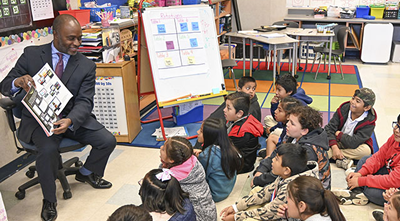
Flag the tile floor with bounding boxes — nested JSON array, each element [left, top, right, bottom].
[[0, 59, 399, 221]]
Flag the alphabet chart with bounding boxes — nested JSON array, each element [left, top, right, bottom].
[[30, 0, 54, 21]]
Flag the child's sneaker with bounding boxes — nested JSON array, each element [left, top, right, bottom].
[[336, 158, 354, 170], [372, 209, 384, 221], [345, 167, 356, 177], [332, 189, 369, 205]]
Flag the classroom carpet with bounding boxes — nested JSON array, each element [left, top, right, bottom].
[[123, 61, 378, 151]]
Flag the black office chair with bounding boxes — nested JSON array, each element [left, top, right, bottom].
[[311, 26, 348, 80], [0, 92, 85, 200]]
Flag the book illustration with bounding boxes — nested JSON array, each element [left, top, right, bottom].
[[21, 63, 72, 137]]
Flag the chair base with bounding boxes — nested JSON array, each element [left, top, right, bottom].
[[15, 156, 82, 200]]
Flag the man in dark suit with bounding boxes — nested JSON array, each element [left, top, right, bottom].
[[0, 14, 116, 221]]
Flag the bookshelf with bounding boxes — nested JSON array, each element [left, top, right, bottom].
[[211, 0, 232, 37]]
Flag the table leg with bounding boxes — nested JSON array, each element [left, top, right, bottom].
[[249, 39, 253, 76], [293, 42, 297, 78], [305, 41, 309, 70], [228, 36, 232, 60], [243, 38, 246, 76], [327, 36, 332, 80]]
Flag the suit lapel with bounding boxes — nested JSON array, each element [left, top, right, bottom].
[[41, 44, 53, 68], [62, 54, 79, 84]]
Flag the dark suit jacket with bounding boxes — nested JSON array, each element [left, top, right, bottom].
[[0, 43, 103, 143]]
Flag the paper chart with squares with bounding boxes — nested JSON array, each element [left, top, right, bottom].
[[93, 77, 128, 136], [0, 0, 31, 30], [149, 10, 208, 79], [30, 0, 53, 21]]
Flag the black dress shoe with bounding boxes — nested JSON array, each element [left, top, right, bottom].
[[75, 171, 112, 189], [41, 199, 57, 221]]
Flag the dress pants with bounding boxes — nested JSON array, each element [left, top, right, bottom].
[[31, 125, 116, 203]]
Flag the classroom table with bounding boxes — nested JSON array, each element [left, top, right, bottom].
[[225, 31, 299, 87], [285, 28, 335, 79]]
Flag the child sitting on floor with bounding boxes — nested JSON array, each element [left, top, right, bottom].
[[220, 143, 319, 221], [224, 92, 264, 173], [264, 74, 312, 137], [277, 176, 345, 221], [252, 97, 301, 187], [210, 76, 261, 122], [139, 168, 196, 221], [194, 118, 243, 202], [160, 136, 216, 221], [324, 88, 377, 170], [253, 106, 331, 189]]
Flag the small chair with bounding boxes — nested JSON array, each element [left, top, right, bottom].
[[222, 59, 238, 90], [311, 26, 348, 80], [0, 92, 85, 200]]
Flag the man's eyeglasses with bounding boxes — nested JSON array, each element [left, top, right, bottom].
[[392, 122, 400, 130]]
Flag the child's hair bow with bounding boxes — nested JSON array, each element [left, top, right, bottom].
[[156, 168, 174, 182]]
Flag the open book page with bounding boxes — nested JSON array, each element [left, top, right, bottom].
[[21, 63, 73, 136]]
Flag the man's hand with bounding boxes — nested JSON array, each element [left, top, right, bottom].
[[331, 145, 344, 160], [14, 75, 35, 92], [52, 118, 72, 134]]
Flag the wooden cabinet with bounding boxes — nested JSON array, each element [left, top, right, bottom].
[[95, 60, 141, 143], [211, 0, 232, 37]]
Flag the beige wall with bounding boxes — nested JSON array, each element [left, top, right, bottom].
[[236, 0, 288, 30]]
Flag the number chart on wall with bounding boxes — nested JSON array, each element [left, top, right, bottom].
[[142, 5, 225, 105], [0, 0, 32, 31], [93, 77, 128, 136]]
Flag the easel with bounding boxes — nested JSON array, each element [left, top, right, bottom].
[[137, 1, 226, 141]]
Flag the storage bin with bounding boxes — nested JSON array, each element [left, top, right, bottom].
[[172, 105, 203, 126], [356, 5, 369, 18], [370, 5, 385, 19], [183, 0, 200, 4], [166, 0, 181, 6], [80, 5, 117, 22], [384, 9, 398, 19], [59, 9, 90, 26]]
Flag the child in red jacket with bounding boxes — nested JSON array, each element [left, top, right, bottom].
[[334, 113, 400, 206]]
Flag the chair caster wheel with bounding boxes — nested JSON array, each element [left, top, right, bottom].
[[327, 75, 331, 80], [63, 191, 72, 199], [26, 170, 35, 178], [15, 190, 25, 200], [294, 74, 299, 79], [298, 67, 303, 71], [75, 161, 83, 167]]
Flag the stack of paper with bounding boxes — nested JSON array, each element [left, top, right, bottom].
[[80, 29, 103, 62], [152, 126, 188, 141], [261, 33, 286, 38]]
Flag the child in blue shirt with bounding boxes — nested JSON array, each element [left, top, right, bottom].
[[194, 118, 243, 202]]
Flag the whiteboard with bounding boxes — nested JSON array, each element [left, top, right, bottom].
[[142, 5, 225, 104], [286, 0, 390, 7]]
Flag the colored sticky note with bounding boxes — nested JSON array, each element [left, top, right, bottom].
[[188, 56, 195, 64], [180, 23, 188, 32], [164, 57, 174, 66], [190, 38, 198, 48], [191, 22, 199, 31], [157, 24, 166, 34], [212, 88, 220, 94], [166, 41, 174, 50]]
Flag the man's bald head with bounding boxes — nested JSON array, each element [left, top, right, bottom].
[[53, 14, 80, 34]]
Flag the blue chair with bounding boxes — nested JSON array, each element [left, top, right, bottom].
[[0, 92, 85, 200]]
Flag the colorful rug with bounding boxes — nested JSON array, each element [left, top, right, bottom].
[[123, 61, 378, 152]]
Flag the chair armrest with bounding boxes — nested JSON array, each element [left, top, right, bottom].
[[0, 97, 16, 110]]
